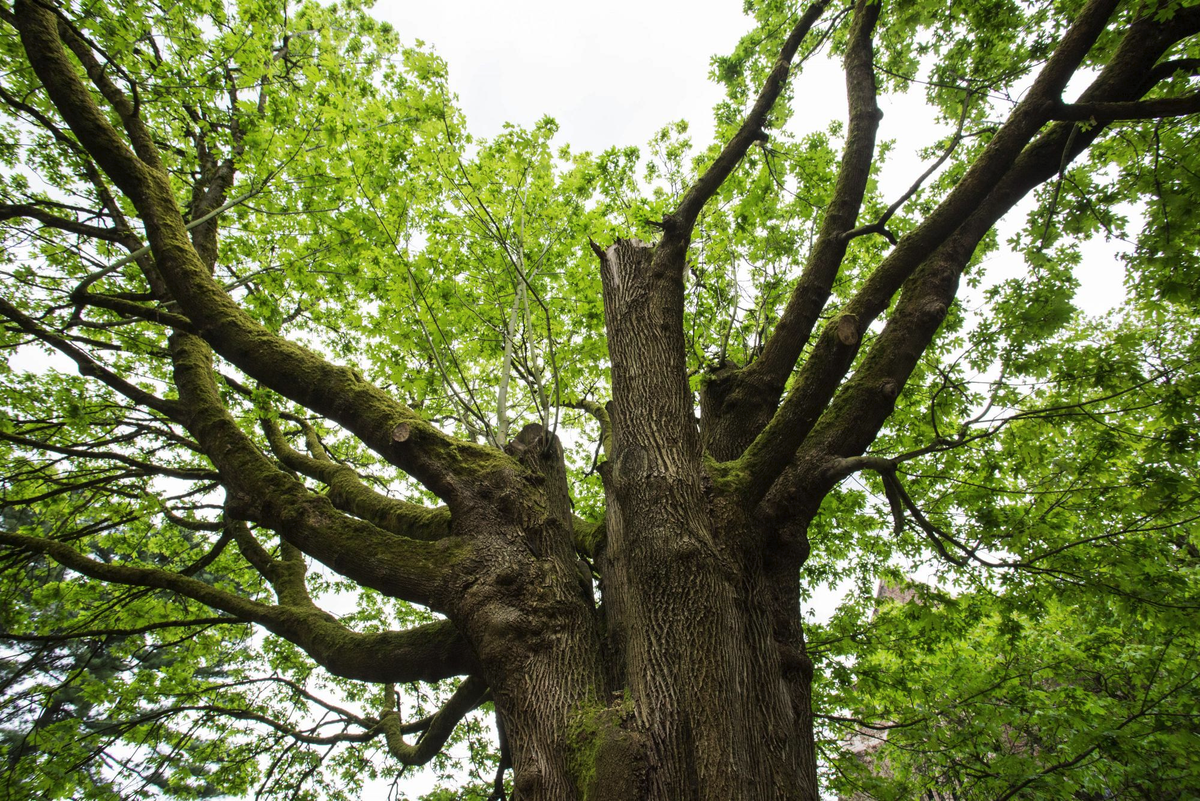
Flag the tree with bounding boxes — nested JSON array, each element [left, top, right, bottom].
[[0, 0, 1198, 797]]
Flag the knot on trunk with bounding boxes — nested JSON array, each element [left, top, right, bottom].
[[504, 422, 552, 464]]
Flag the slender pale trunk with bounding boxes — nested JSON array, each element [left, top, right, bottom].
[[495, 280, 525, 446]]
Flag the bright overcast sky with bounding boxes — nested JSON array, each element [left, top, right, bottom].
[[372, 0, 972, 197], [376, 0, 755, 154]]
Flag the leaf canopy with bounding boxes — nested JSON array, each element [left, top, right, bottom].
[[0, 0, 1197, 797]]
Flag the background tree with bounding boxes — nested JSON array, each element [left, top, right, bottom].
[[0, 0, 1197, 798]]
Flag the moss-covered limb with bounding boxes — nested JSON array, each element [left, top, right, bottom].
[[225, 517, 277, 578], [230, 519, 479, 680], [766, 11, 1200, 523], [169, 331, 468, 610], [0, 202, 126, 241], [0, 295, 183, 421], [260, 417, 451, 542], [0, 524, 478, 684], [49, 5, 163, 171], [226, 516, 322, 611], [572, 515, 606, 560], [361, 620, 481, 685], [701, 0, 883, 463], [733, 0, 1168, 510], [12, 1, 152, 207], [271, 609, 481, 685], [0, 524, 267, 636], [377, 675, 489, 766], [298, 418, 334, 461], [565, 400, 612, 458], [14, 0, 514, 505], [69, 289, 195, 331]]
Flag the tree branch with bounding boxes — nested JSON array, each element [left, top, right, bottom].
[[771, 6, 1200, 514], [168, 331, 465, 610], [563, 398, 612, 458], [68, 290, 195, 331], [0, 616, 240, 643], [377, 675, 489, 765], [13, 0, 508, 505], [731, 0, 882, 402], [0, 429, 217, 481], [260, 416, 452, 542], [0, 203, 126, 241], [1054, 92, 1200, 121], [668, 0, 831, 237], [0, 526, 477, 684], [728, 0, 1133, 505], [0, 295, 183, 420]]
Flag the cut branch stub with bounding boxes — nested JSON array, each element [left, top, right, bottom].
[[835, 314, 860, 346]]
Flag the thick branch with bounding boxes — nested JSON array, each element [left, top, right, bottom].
[[669, 0, 831, 236], [13, 0, 505, 505], [48, 1, 163, 170], [260, 417, 451, 541], [0, 203, 125, 241], [730, 0, 1126, 503], [377, 676, 489, 765], [774, 5, 1200, 504], [701, 0, 882, 460], [1054, 92, 1200, 121], [0, 527, 476, 683], [168, 331, 465, 610]]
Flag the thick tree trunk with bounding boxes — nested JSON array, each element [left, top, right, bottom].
[[486, 238, 818, 801], [455, 239, 822, 801]]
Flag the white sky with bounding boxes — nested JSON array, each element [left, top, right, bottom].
[[376, 0, 752, 154]]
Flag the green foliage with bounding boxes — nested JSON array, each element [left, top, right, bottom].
[[1, 0, 1199, 798], [820, 588, 1200, 799]]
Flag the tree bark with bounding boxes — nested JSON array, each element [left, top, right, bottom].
[[562, 238, 822, 800]]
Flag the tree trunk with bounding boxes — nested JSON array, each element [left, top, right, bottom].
[[447, 239, 821, 800], [445, 239, 819, 801]]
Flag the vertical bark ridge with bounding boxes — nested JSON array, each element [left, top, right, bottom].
[[597, 239, 731, 797], [596, 238, 816, 798]]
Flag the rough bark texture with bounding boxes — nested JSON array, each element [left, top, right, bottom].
[[589, 239, 820, 800]]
